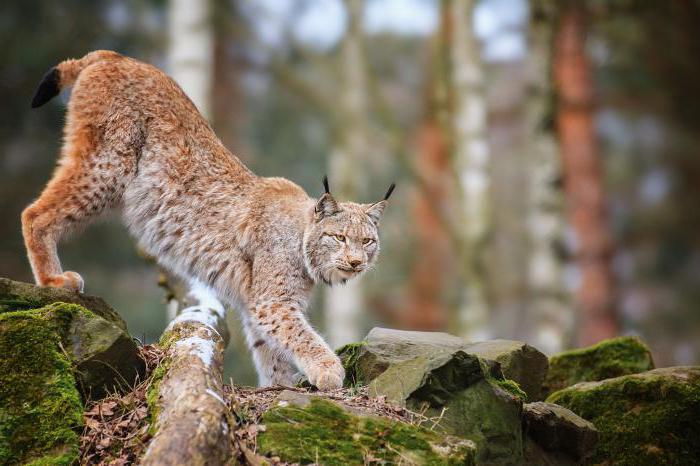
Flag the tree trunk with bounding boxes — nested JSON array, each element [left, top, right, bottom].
[[325, 0, 371, 348], [402, 120, 453, 331], [554, 2, 619, 345], [521, 0, 573, 354], [140, 282, 231, 466], [167, 0, 214, 119], [448, 0, 492, 340], [401, 11, 455, 332]]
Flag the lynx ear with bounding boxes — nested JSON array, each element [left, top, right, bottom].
[[315, 193, 340, 219], [365, 182, 395, 225], [365, 200, 387, 226]]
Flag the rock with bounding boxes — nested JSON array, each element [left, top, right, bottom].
[[0, 279, 145, 400], [522, 436, 577, 466], [0, 277, 128, 331], [542, 336, 654, 398], [338, 327, 548, 400], [0, 280, 146, 464], [258, 395, 476, 465], [338, 327, 466, 384], [523, 401, 598, 462], [369, 350, 525, 465], [0, 304, 83, 465], [547, 366, 700, 465], [463, 340, 549, 401]]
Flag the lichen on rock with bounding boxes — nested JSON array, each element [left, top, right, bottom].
[[258, 396, 476, 465], [547, 366, 700, 465], [542, 336, 654, 398]]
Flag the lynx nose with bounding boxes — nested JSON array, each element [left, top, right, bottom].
[[349, 259, 362, 269]]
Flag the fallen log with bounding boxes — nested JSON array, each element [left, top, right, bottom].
[[140, 280, 232, 466]]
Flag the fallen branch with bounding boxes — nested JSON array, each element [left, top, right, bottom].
[[140, 281, 232, 466]]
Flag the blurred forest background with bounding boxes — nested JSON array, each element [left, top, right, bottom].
[[2, 0, 699, 384]]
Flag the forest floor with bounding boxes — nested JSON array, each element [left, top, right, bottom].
[[78, 345, 426, 466]]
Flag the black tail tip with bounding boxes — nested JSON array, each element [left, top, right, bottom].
[[31, 67, 60, 108]]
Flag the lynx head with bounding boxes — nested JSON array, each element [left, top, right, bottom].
[[303, 177, 395, 285]]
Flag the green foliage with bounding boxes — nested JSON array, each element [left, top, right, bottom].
[[258, 398, 475, 465], [547, 367, 700, 465], [0, 304, 84, 465], [543, 336, 654, 397]]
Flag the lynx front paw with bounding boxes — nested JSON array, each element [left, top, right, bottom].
[[45, 271, 84, 293], [304, 357, 345, 391]]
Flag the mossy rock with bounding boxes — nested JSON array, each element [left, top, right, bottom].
[[547, 366, 700, 465], [463, 340, 548, 401], [337, 327, 466, 385], [258, 396, 476, 465], [542, 336, 654, 398], [0, 279, 144, 400], [0, 280, 145, 465], [370, 350, 524, 465], [0, 277, 127, 331], [0, 305, 84, 465], [338, 327, 547, 400]]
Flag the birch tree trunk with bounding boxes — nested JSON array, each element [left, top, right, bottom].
[[140, 282, 231, 466], [167, 0, 214, 120], [554, 2, 619, 345], [325, 0, 371, 348], [449, 0, 492, 340], [522, 0, 572, 354]]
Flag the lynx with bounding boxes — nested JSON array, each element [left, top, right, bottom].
[[23, 50, 394, 390]]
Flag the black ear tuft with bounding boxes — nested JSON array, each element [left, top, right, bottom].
[[31, 67, 61, 108], [383, 182, 396, 201], [323, 175, 330, 194]]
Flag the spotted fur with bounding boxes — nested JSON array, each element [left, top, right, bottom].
[[22, 51, 392, 390]]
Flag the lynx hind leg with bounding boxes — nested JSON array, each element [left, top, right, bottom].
[[22, 128, 137, 291], [243, 321, 301, 387]]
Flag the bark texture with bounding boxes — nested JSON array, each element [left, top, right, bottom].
[[167, 0, 214, 119], [448, 0, 491, 340], [524, 0, 572, 354], [140, 283, 231, 466], [554, 2, 619, 345]]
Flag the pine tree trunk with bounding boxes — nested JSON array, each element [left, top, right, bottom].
[[554, 2, 619, 345]]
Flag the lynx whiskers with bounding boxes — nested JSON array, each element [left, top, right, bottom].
[[23, 51, 394, 390]]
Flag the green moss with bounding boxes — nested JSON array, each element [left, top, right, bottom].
[[146, 360, 169, 436], [492, 378, 527, 401], [0, 305, 84, 465], [258, 398, 475, 465], [336, 341, 366, 387], [543, 336, 654, 397], [547, 367, 700, 465]]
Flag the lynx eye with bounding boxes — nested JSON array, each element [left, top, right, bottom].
[[333, 234, 346, 243], [362, 238, 374, 245]]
